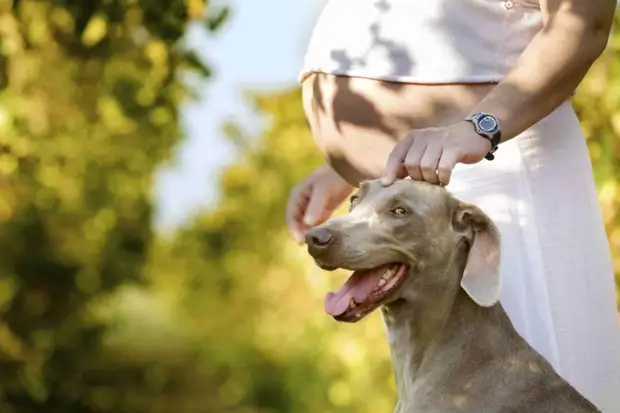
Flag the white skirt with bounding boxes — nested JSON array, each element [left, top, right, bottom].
[[448, 101, 620, 412]]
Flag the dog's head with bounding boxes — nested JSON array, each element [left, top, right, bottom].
[[305, 179, 501, 322]]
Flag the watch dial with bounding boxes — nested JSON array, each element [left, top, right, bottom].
[[479, 116, 498, 133]]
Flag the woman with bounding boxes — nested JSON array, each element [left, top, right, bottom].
[[286, 0, 620, 410]]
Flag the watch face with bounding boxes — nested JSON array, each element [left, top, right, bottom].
[[478, 115, 498, 133]]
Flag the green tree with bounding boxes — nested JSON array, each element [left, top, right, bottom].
[[0, 0, 228, 411]]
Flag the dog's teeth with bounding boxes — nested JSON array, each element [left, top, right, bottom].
[[355, 313, 361, 318], [382, 268, 395, 280], [378, 278, 387, 287], [349, 299, 357, 309]]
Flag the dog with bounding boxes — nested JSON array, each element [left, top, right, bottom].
[[305, 179, 600, 412]]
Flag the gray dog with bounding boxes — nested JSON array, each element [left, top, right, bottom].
[[305, 179, 600, 413]]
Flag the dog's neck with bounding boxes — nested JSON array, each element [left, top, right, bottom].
[[380, 246, 514, 411]]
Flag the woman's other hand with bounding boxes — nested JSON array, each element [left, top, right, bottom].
[[286, 163, 354, 244], [381, 122, 491, 186]]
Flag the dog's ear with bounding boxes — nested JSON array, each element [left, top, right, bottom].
[[452, 203, 501, 307]]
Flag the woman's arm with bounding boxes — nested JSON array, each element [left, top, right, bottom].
[[382, 0, 616, 186], [470, 0, 616, 142]]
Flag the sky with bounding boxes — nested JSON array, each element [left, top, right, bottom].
[[154, 0, 327, 230]]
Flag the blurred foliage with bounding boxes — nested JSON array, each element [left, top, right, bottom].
[[0, 1, 619, 413], [0, 0, 230, 411]]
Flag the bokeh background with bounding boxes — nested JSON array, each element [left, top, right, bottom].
[[0, 1, 618, 412]]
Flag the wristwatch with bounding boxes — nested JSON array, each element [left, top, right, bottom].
[[465, 112, 501, 161]]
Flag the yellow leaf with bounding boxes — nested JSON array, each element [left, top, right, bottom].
[[0, 322, 26, 361], [328, 380, 352, 407], [82, 14, 108, 47], [599, 180, 618, 206], [186, 0, 205, 19], [145, 40, 168, 67], [611, 113, 620, 137], [49, 7, 75, 34], [0, 153, 17, 175]]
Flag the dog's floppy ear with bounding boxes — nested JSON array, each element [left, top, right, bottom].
[[452, 203, 501, 307]]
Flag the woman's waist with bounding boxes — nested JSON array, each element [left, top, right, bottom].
[[302, 72, 497, 130]]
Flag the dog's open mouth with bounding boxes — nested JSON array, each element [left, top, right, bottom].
[[325, 263, 409, 323]]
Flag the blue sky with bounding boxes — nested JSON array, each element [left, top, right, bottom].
[[154, 0, 327, 229]]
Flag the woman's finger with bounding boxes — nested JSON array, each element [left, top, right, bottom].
[[437, 149, 459, 186], [382, 136, 414, 186], [419, 141, 442, 184], [403, 137, 427, 182]]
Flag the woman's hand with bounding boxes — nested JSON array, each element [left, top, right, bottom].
[[381, 121, 491, 186], [286, 163, 354, 244]]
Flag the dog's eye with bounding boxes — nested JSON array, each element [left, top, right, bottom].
[[391, 207, 408, 216]]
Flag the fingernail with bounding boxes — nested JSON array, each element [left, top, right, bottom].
[[303, 216, 316, 226], [381, 177, 391, 186]]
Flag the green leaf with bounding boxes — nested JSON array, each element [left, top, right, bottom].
[[206, 6, 230, 32]]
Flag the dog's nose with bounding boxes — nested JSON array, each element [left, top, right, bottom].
[[306, 227, 333, 248]]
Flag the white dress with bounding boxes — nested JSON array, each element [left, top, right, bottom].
[[449, 102, 620, 411], [300, 0, 620, 410]]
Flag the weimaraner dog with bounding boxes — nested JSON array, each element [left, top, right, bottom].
[[305, 179, 600, 413]]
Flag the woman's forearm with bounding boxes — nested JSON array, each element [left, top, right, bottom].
[[469, 0, 616, 142]]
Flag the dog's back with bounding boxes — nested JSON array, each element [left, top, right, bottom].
[[498, 342, 600, 412], [408, 291, 601, 412]]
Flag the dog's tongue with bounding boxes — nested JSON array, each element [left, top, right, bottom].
[[325, 265, 389, 316]]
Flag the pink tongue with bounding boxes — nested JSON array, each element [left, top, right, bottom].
[[325, 265, 390, 316]]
